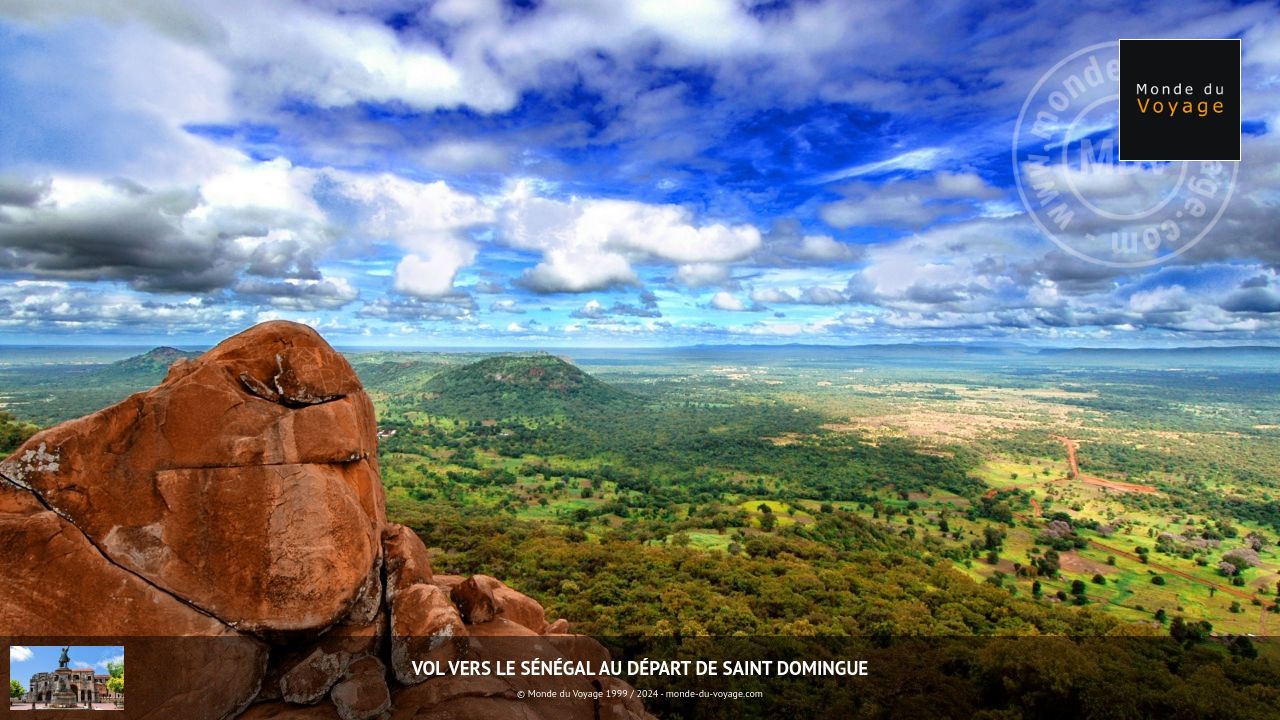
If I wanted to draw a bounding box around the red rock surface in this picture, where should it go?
[1,321,382,635]
[451,574,550,633]
[0,321,651,720]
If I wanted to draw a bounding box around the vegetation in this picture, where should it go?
[105,660,123,696]
[418,353,632,419]
[0,410,37,454]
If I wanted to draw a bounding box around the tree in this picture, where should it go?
[1091,573,1106,585]
[106,661,123,696]
[759,512,777,532]
[10,679,23,700]
[1151,575,1166,586]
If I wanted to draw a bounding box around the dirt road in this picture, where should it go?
[1085,538,1257,601]
[1053,435,1158,494]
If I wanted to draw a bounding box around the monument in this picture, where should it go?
[47,646,84,708]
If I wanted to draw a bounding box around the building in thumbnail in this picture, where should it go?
[23,647,120,706]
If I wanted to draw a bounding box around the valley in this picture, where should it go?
[3,343,1278,642]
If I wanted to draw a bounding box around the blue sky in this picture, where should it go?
[0,1,1278,347]
[9,645,124,685]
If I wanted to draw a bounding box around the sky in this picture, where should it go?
[9,645,124,686]
[0,0,1278,347]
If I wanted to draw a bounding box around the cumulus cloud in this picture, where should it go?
[570,291,661,320]
[95,654,125,671]
[0,160,338,297]
[674,263,733,288]
[332,171,493,298]
[501,182,760,293]
[357,294,476,322]
[820,172,1003,230]
[488,298,524,313]
[10,646,33,662]
[0,280,241,332]
[752,220,862,267]
[232,277,357,310]
[710,291,756,312]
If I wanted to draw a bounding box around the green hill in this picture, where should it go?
[88,346,200,386]
[421,354,630,419]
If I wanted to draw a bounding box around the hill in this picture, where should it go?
[89,346,200,385]
[421,353,631,419]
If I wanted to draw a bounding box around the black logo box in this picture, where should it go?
[1119,38,1241,162]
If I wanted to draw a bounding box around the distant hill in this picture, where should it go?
[421,354,630,419]
[90,346,200,385]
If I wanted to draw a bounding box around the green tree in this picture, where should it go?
[10,679,24,699]
[106,660,124,695]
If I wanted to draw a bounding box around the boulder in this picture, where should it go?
[240,702,342,719]
[390,583,467,685]
[383,523,433,597]
[0,321,385,636]
[279,647,350,705]
[451,574,549,633]
[331,655,392,720]
[0,482,268,720]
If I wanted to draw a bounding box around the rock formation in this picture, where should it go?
[0,321,652,720]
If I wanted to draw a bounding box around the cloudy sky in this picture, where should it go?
[0,0,1278,347]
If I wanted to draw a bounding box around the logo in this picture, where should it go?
[1012,42,1237,268]
[1119,39,1241,161]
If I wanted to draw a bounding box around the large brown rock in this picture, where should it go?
[0,321,384,635]
[0,482,268,720]
[240,701,342,719]
[383,523,433,597]
[331,655,392,720]
[451,574,549,633]
[279,647,350,704]
[390,583,467,686]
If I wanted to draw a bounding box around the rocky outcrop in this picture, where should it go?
[0,321,651,720]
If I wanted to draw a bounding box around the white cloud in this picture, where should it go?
[393,244,477,299]
[518,249,639,293]
[332,171,493,298]
[675,263,732,288]
[821,172,1002,229]
[814,147,946,184]
[419,140,510,173]
[710,291,746,311]
[749,287,795,304]
[501,181,759,293]
[488,298,523,313]
[10,646,33,662]
[0,158,337,295]
[94,654,124,670]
